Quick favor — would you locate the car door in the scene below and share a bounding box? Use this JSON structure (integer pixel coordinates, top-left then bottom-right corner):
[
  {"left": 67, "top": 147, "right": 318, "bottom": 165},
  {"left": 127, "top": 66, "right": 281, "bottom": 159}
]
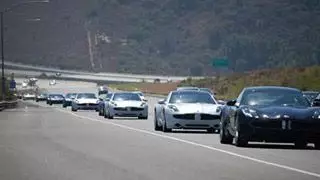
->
[{"left": 157, "top": 93, "right": 171, "bottom": 124}]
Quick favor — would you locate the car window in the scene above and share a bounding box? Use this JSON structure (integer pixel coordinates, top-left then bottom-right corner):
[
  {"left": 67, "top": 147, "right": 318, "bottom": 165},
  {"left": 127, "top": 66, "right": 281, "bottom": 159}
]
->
[
  {"left": 169, "top": 91, "right": 216, "bottom": 104},
  {"left": 77, "top": 93, "right": 97, "bottom": 99},
  {"left": 112, "top": 93, "right": 141, "bottom": 101},
  {"left": 241, "top": 89, "right": 310, "bottom": 107}
]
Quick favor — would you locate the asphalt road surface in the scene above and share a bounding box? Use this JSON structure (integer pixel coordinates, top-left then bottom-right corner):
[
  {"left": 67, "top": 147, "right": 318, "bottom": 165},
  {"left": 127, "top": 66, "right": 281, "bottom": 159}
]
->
[{"left": 1, "top": 83, "right": 320, "bottom": 180}]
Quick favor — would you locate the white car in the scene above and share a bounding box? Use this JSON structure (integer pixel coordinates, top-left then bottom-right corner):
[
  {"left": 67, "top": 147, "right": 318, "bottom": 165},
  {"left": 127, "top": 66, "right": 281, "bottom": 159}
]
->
[
  {"left": 154, "top": 90, "right": 222, "bottom": 133},
  {"left": 104, "top": 92, "right": 148, "bottom": 119},
  {"left": 23, "top": 93, "right": 36, "bottom": 100},
  {"left": 71, "top": 93, "right": 99, "bottom": 111},
  {"left": 49, "top": 80, "right": 56, "bottom": 86}
]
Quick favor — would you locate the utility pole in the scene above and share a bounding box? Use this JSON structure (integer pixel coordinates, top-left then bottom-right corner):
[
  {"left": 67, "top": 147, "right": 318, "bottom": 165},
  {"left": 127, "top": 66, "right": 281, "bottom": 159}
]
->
[{"left": 1, "top": 12, "right": 5, "bottom": 100}]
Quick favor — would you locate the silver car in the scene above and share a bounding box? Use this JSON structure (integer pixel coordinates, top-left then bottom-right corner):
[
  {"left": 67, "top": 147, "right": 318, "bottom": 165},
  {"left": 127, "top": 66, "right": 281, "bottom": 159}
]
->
[
  {"left": 71, "top": 93, "right": 99, "bottom": 111},
  {"left": 154, "top": 90, "right": 222, "bottom": 133},
  {"left": 104, "top": 92, "right": 148, "bottom": 119}
]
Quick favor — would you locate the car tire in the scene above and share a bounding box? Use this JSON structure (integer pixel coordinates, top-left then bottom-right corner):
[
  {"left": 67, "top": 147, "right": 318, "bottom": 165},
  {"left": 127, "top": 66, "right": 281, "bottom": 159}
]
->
[
  {"left": 234, "top": 120, "right": 248, "bottom": 147},
  {"left": 99, "top": 109, "right": 103, "bottom": 116},
  {"left": 104, "top": 110, "right": 108, "bottom": 119},
  {"left": 162, "top": 113, "right": 172, "bottom": 132},
  {"left": 49, "top": 102, "right": 53, "bottom": 106},
  {"left": 220, "top": 121, "right": 233, "bottom": 144},
  {"left": 294, "top": 140, "right": 307, "bottom": 149},
  {"left": 154, "top": 111, "right": 162, "bottom": 131},
  {"left": 63, "top": 104, "right": 67, "bottom": 108},
  {"left": 138, "top": 116, "right": 148, "bottom": 120},
  {"left": 71, "top": 106, "right": 77, "bottom": 112},
  {"left": 36, "top": 99, "right": 39, "bottom": 102}
]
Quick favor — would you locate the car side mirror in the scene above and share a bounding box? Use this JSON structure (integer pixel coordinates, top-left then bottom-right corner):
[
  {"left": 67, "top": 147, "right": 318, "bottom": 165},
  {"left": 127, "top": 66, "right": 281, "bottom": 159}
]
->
[
  {"left": 226, "top": 100, "right": 237, "bottom": 106},
  {"left": 158, "top": 99, "right": 165, "bottom": 104},
  {"left": 143, "top": 99, "right": 148, "bottom": 102}
]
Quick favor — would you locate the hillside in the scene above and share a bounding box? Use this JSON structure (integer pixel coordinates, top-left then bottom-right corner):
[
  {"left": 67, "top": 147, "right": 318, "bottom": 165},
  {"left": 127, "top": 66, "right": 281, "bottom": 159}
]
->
[
  {"left": 1, "top": 0, "right": 320, "bottom": 75},
  {"left": 110, "top": 66, "right": 320, "bottom": 100}
]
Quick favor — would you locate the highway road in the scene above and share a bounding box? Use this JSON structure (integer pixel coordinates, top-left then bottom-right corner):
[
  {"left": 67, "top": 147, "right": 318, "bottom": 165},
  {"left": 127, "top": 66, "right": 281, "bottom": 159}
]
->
[{"left": 1, "top": 83, "right": 320, "bottom": 180}]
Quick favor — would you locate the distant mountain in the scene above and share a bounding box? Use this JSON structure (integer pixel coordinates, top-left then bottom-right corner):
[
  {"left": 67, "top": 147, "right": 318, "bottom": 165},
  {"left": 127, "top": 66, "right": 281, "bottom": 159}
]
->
[{"left": 1, "top": 0, "right": 320, "bottom": 76}]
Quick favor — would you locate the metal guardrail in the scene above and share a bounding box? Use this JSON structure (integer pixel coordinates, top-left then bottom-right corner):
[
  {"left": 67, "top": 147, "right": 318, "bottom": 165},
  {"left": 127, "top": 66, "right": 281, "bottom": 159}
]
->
[{"left": 0, "top": 100, "right": 19, "bottom": 111}]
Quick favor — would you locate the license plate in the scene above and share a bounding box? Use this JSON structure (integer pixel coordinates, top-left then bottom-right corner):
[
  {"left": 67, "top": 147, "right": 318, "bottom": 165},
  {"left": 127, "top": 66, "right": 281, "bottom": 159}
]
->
[{"left": 86, "top": 103, "right": 89, "bottom": 106}]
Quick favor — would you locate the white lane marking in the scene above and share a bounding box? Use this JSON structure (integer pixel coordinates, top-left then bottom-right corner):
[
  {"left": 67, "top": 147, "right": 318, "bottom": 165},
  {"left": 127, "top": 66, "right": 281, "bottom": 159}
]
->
[{"left": 38, "top": 102, "right": 320, "bottom": 178}]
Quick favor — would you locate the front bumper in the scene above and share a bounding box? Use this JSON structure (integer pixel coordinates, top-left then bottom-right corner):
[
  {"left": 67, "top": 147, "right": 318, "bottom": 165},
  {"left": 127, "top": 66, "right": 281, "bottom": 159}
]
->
[
  {"left": 165, "top": 113, "right": 220, "bottom": 129},
  {"left": 49, "top": 100, "right": 64, "bottom": 104},
  {"left": 240, "top": 116, "right": 320, "bottom": 142},
  {"left": 109, "top": 106, "right": 148, "bottom": 117}
]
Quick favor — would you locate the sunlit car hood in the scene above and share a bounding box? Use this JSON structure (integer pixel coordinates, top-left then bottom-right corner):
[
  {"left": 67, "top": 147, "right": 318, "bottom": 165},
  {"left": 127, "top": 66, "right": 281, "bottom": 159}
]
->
[
  {"left": 112, "top": 101, "right": 145, "bottom": 107},
  {"left": 170, "top": 103, "right": 221, "bottom": 114},
  {"left": 76, "top": 98, "right": 98, "bottom": 104},
  {"left": 243, "top": 105, "right": 316, "bottom": 119}
]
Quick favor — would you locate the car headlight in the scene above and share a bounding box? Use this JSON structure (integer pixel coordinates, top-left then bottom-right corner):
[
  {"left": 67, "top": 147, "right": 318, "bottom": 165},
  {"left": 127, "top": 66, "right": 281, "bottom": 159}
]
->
[
  {"left": 110, "top": 101, "right": 117, "bottom": 106},
  {"left": 241, "top": 107, "right": 259, "bottom": 118},
  {"left": 216, "top": 106, "right": 222, "bottom": 113},
  {"left": 313, "top": 111, "right": 320, "bottom": 119},
  {"left": 168, "top": 105, "right": 179, "bottom": 112},
  {"left": 96, "top": 100, "right": 100, "bottom": 104}
]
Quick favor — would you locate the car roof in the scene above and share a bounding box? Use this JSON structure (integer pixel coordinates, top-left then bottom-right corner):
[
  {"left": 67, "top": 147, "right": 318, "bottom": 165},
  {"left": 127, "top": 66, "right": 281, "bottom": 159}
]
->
[
  {"left": 171, "top": 90, "right": 211, "bottom": 94},
  {"left": 244, "top": 86, "right": 300, "bottom": 92}
]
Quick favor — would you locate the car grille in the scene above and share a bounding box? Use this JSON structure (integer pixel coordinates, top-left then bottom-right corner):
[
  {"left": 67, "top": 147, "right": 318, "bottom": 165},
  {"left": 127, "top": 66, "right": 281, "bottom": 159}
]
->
[
  {"left": 114, "top": 107, "right": 144, "bottom": 111},
  {"left": 113, "top": 107, "right": 127, "bottom": 111},
  {"left": 251, "top": 119, "right": 282, "bottom": 129},
  {"left": 130, "top": 107, "right": 144, "bottom": 111},
  {"left": 200, "top": 114, "right": 220, "bottom": 120},
  {"left": 173, "top": 114, "right": 195, "bottom": 120},
  {"left": 78, "top": 103, "right": 97, "bottom": 106}
]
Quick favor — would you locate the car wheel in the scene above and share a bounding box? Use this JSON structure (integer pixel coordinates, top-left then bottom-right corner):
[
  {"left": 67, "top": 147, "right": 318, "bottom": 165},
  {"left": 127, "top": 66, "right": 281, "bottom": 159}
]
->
[
  {"left": 154, "top": 111, "right": 162, "bottom": 131},
  {"left": 104, "top": 109, "right": 108, "bottom": 119},
  {"left": 71, "top": 106, "right": 77, "bottom": 112},
  {"left": 99, "top": 109, "right": 102, "bottom": 116},
  {"left": 63, "top": 104, "right": 67, "bottom": 108},
  {"left": 220, "top": 121, "right": 233, "bottom": 144},
  {"left": 49, "top": 102, "right": 53, "bottom": 106},
  {"left": 294, "top": 140, "right": 307, "bottom": 149},
  {"left": 162, "top": 113, "right": 172, "bottom": 132},
  {"left": 234, "top": 120, "right": 248, "bottom": 147},
  {"left": 36, "top": 99, "right": 39, "bottom": 102}
]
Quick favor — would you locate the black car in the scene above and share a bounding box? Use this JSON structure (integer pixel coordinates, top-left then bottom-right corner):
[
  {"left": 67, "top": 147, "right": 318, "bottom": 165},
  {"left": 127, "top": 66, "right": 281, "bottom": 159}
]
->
[
  {"left": 62, "top": 93, "right": 77, "bottom": 108},
  {"left": 220, "top": 86, "right": 320, "bottom": 149},
  {"left": 47, "top": 94, "right": 65, "bottom": 105}
]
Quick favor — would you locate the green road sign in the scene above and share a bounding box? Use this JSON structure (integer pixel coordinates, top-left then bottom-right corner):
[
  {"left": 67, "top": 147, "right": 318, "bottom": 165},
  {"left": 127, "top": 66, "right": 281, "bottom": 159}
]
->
[{"left": 211, "top": 58, "right": 229, "bottom": 68}]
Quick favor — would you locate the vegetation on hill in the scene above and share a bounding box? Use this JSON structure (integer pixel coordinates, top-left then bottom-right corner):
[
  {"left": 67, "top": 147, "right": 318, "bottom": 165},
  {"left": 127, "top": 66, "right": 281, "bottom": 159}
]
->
[
  {"left": 2, "top": 0, "right": 320, "bottom": 75},
  {"left": 111, "top": 66, "right": 320, "bottom": 100}
]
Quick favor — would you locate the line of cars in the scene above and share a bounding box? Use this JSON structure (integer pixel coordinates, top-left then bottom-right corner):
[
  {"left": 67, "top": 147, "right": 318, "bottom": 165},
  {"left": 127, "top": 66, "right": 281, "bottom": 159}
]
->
[{"left": 25, "top": 85, "right": 320, "bottom": 149}]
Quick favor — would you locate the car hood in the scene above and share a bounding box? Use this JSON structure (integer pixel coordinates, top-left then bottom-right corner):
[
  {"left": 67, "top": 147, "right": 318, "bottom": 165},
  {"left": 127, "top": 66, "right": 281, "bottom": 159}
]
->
[
  {"left": 170, "top": 103, "right": 221, "bottom": 115},
  {"left": 77, "top": 98, "right": 98, "bottom": 104},
  {"left": 247, "top": 105, "right": 317, "bottom": 119},
  {"left": 113, "top": 101, "right": 145, "bottom": 107}
]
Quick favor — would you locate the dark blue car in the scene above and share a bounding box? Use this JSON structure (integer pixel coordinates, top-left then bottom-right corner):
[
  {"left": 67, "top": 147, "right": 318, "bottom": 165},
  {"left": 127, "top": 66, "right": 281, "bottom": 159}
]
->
[{"left": 98, "top": 93, "right": 113, "bottom": 116}]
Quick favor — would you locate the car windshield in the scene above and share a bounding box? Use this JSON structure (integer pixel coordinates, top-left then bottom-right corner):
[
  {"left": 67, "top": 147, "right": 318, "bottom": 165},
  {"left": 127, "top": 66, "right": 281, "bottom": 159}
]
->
[
  {"left": 113, "top": 93, "right": 141, "bottom": 101},
  {"left": 303, "top": 92, "right": 319, "bottom": 102},
  {"left": 169, "top": 91, "right": 216, "bottom": 104},
  {"left": 66, "top": 93, "right": 77, "bottom": 98},
  {"left": 241, "top": 88, "right": 310, "bottom": 107},
  {"left": 77, "top": 93, "right": 97, "bottom": 99},
  {"left": 50, "top": 94, "right": 63, "bottom": 98}
]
